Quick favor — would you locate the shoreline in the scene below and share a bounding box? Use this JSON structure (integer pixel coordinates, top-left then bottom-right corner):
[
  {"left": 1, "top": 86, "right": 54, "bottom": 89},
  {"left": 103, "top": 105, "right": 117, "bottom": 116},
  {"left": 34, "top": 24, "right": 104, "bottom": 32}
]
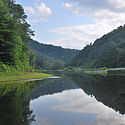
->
[{"left": 0, "top": 72, "right": 52, "bottom": 83}]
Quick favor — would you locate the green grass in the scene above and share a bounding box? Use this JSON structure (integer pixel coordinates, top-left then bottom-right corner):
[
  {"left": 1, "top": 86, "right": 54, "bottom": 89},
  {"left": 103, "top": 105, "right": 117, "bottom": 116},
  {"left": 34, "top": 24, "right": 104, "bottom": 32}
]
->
[{"left": 0, "top": 72, "right": 52, "bottom": 83}]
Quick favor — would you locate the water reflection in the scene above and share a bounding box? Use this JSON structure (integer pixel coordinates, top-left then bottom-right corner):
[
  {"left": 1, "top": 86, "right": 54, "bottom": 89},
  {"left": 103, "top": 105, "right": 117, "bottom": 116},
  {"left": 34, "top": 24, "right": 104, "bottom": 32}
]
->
[
  {"left": 0, "top": 72, "right": 125, "bottom": 125},
  {"left": 31, "top": 89, "right": 125, "bottom": 125},
  {"left": 0, "top": 82, "right": 36, "bottom": 125},
  {"left": 68, "top": 72, "right": 125, "bottom": 115},
  {"left": 29, "top": 78, "right": 78, "bottom": 100}
]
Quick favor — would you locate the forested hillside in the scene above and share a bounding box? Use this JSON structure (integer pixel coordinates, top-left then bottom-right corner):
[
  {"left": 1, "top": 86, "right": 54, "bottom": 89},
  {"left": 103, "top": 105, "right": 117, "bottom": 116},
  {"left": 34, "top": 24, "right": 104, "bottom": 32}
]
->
[
  {"left": 2, "top": 0, "right": 125, "bottom": 71},
  {"left": 30, "top": 40, "right": 79, "bottom": 70},
  {"left": 30, "top": 40, "right": 79, "bottom": 62},
  {"left": 0, "top": 0, "right": 79, "bottom": 72},
  {"left": 31, "top": 51, "right": 64, "bottom": 70},
  {"left": 0, "top": 0, "right": 34, "bottom": 72},
  {"left": 66, "top": 25, "right": 125, "bottom": 68}
]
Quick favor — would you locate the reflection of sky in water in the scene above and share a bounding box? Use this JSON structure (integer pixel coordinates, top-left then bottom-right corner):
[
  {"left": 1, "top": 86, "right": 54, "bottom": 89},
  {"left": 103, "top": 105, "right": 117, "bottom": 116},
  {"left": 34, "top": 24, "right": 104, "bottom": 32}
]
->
[{"left": 30, "top": 89, "right": 125, "bottom": 125}]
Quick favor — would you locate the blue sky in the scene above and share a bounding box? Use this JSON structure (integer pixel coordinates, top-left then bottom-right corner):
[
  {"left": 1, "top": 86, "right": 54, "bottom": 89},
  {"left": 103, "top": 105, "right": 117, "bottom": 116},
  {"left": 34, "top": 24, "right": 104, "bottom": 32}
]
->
[{"left": 16, "top": 0, "right": 125, "bottom": 49}]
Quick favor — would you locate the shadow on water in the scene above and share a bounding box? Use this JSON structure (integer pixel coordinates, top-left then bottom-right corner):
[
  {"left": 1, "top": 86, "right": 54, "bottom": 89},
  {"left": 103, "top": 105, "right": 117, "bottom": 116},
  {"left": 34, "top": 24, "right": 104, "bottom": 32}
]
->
[{"left": 1, "top": 71, "right": 125, "bottom": 124}]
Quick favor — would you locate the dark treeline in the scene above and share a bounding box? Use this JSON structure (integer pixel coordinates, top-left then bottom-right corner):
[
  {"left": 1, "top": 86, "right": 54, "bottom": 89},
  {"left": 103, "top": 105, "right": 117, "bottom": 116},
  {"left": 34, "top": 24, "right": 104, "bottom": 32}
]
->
[
  {"left": 0, "top": 0, "right": 34, "bottom": 73},
  {"left": 66, "top": 25, "right": 125, "bottom": 68}
]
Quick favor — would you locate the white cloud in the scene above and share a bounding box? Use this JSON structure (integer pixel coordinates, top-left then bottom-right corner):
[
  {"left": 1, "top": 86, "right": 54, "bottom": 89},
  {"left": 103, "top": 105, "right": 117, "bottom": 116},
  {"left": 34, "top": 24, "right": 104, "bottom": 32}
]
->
[
  {"left": 25, "top": 6, "right": 35, "bottom": 15},
  {"left": 46, "top": 37, "right": 86, "bottom": 49},
  {"left": 92, "top": 9, "right": 125, "bottom": 26},
  {"left": 25, "top": 0, "right": 125, "bottom": 49},
  {"left": 50, "top": 0, "right": 125, "bottom": 49},
  {"left": 67, "top": 0, "right": 125, "bottom": 12},
  {"left": 63, "top": 0, "right": 125, "bottom": 25},
  {"left": 50, "top": 23, "right": 115, "bottom": 49},
  {"left": 62, "top": 3, "right": 83, "bottom": 15},
  {"left": 62, "top": 1, "right": 125, "bottom": 25},
  {"left": 109, "top": 0, "right": 125, "bottom": 10},
  {"left": 25, "top": 2, "right": 52, "bottom": 21}
]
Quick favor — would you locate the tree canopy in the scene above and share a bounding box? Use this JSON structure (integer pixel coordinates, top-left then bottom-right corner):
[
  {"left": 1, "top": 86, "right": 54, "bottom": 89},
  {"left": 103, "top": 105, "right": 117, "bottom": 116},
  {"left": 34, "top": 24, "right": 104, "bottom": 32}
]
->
[{"left": 0, "top": 0, "right": 34, "bottom": 72}]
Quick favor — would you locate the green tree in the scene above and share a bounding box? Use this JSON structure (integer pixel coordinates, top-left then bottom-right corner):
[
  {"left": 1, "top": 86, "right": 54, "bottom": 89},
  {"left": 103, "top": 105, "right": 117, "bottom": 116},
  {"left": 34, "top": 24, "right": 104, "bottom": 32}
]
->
[
  {"left": 0, "top": 0, "right": 22, "bottom": 66},
  {"left": 0, "top": 0, "right": 34, "bottom": 72}
]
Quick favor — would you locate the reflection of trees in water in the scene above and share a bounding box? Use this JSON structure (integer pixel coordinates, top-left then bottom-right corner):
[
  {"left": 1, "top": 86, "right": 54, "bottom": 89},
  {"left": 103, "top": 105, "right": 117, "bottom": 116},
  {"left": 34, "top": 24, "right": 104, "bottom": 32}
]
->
[
  {"left": 29, "top": 78, "right": 78, "bottom": 100},
  {"left": 68, "top": 72, "right": 125, "bottom": 115},
  {"left": 0, "top": 82, "right": 36, "bottom": 125},
  {"left": 0, "top": 78, "right": 78, "bottom": 125}
]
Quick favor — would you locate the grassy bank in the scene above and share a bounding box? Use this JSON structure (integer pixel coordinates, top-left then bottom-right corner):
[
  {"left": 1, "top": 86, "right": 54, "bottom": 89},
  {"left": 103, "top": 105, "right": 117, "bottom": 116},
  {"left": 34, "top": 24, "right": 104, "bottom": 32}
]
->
[
  {"left": 83, "top": 67, "right": 125, "bottom": 76},
  {"left": 0, "top": 72, "right": 52, "bottom": 83},
  {"left": 64, "top": 67, "right": 125, "bottom": 76}
]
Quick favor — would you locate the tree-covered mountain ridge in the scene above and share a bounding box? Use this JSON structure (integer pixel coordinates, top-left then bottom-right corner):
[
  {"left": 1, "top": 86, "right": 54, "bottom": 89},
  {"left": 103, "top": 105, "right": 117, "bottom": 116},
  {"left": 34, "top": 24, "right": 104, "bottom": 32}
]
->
[
  {"left": 30, "top": 40, "right": 79, "bottom": 69},
  {"left": 30, "top": 40, "right": 79, "bottom": 62},
  {"left": 66, "top": 25, "right": 125, "bottom": 68}
]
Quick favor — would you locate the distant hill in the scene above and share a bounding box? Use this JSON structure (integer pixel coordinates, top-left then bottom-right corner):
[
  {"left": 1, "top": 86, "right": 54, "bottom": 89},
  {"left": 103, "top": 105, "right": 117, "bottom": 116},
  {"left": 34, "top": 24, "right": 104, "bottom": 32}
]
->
[
  {"left": 30, "top": 40, "right": 79, "bottom": 62},
  {"left": 66, "top": 25, "right": 125, "bottom": 68},
  {"left": 30, "top": 40, "right": 79, "bottom": 69}
]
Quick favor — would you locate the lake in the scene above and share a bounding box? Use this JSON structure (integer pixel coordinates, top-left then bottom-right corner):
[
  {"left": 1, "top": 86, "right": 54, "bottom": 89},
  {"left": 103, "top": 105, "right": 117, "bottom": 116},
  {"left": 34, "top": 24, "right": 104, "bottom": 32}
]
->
[{"left": 0, "top": 72, "right": 125, "bottom": 125}]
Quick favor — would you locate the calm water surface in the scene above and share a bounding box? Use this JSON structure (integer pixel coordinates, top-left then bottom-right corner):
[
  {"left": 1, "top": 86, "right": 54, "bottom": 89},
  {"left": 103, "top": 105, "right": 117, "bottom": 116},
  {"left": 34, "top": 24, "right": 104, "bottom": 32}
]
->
[{"left": 0, "top": 72, "right": 125, "bottom": 125}]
